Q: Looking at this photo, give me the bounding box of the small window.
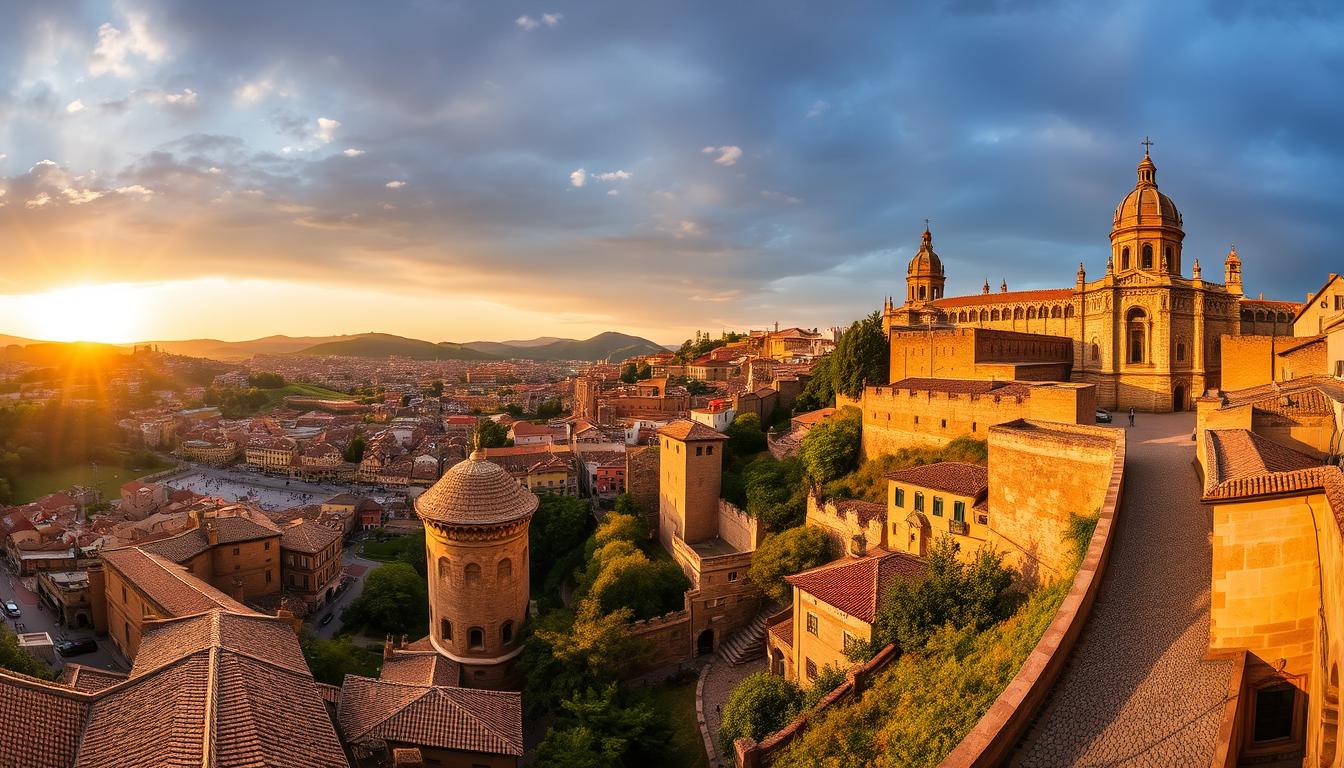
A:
[1121,246,1130,270]
[914,415,920,425]
[971,421,977,432]
[469,627,484,650]
[953,501,965,522]
[465,563,482,584]
[894,488,905,508]
[843,631,857,651]
[1253,684,1297,743]
[914,492,924,512]
[696,446,703,456]
[706,445,713,455]
[265,570,272,584]
[805,658,818,679]
[502,620,514,645]
[264,541,270,550]
[940,419,947,429]
[1142,244,1153,270]
[233,547,240,556]
[1177,342,1186,361]
[498,558,513,580]
[806,612,818,636]
[932,497,944,517]
[441,618,452,640]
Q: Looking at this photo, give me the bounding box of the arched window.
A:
[437,556,450,581]
[468,627,484,650]
[1050,305,1062,319]
[1091,341,1101,362]
[1027,307,1037,320]
[1142,244,1153,270]
[919,286,927,300]
[497,558,513,581]
[1176,342,1186,362]
[1127,307,1147,363]
[465,563,481,585]
[1014,307,1024,320]
[440,618,452,641]
[1121,247,1130,271]
[501,620,514,645]
[1164,246,1173,271]
[1064,305,1075,318]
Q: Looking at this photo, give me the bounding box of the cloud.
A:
[88,14,166,78]
[593,170,632,182]
[234,78,274,105]
[607,189,620,196]
[702,145,742,166]
[25,193,51,209]
[342,148,365,157]
[806,100,830,118]
[61,187,104,205]
[761,189,802,204]
[66,99,86,114]
[569,168,587,187]
[159,88,199,107]
[315,117,341,143]
[385,180,406,189]
[516,13,562,30]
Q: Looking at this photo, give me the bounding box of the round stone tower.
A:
[415,449,537,690]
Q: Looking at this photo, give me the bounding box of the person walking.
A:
[1127,407,1135,427]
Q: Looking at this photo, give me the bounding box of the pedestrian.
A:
[1127,407,1135,427]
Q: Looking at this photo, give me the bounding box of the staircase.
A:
[718,612,769,665]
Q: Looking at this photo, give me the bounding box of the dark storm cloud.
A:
[2,0,1343,330]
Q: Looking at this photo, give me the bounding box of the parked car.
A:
[2,599,20,618]
[1095,409,1113,424]
[56,637,98,657]
[319,613,335,626]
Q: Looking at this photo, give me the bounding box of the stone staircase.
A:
[718,612,769,665]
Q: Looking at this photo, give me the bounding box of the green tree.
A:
[587,554,689,620]
[537,397,564,419]
[536,683,668,767]
[523,599,652,714]
[747,525,835,601]
[743,455,808,530]
[342,435,366,463]
[831,311,888,398]
[613,493,641,519]
[341,562,429,637]
[620,363,639,384]
[719,672,804,753]
[530,494,592,578]
[473,418,509,449]
[247,371,285,388]
[792,355,835,412]
[635,361,652,380]
[301,633,382,685]
[798,406,862,485]
[0,624,52,679]
[724,411,767,457]
[873,537,1014,655]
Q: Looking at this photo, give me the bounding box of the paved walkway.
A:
[1012,412,1234,766]
[700,655,765,765]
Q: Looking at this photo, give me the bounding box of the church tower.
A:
[1110,143,1185,278]
[1224,245,1243,296]
[415,450,536,690]
[904,226,946,305]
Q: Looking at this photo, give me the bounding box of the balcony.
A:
[948,519,969,536]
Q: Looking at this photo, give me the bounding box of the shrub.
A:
[748,526,835,602]
[798,406,862,485]
[719,672,804,753]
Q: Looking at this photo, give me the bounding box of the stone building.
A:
[882,147,1298,411]
[279,519,345,613]
[415,450,536,690]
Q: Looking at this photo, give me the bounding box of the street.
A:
[3,571,127,675]
[309,543,380,640]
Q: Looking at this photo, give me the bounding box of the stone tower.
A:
[904,226,946,306]
[657,420,729,550]
[1110,145,1185,277]
[1224,245,1243,297]
[415,449,537,690]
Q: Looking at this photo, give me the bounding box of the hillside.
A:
[295,333,497,360]
[146,334,355,360]
[464,331,666,361]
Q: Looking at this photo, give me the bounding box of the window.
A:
[498,558,512,580]
[1142,244,1153,270]
[940,419,947,429]
[469,627,484,650]
[932,497,943,517]
[728,571,738,582]
[465,562,481,584]
[1176,342,1186,362]
[953,501,966,522]
[894,488,905,508]
[843,631,858,652]
[914,415,920,425]
[502,620,514,645]
[438,556,450,580]
[124,621,131,641]
[441,618,452,640]
[806,612,818,636]
[805,658,818,680]
[914,492,924,512]
[706,445,713,455]
[1121,246,1130,270]
[971,421,977,432]
[1253,684,1297,743]
[264,541,270,550]
[696,446,703,456]
[233,547,240,556]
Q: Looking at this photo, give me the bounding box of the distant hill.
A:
[463,332,666,361]
[499,336,567,348]
[145,335,356,360]
[295,333,497,360]
[0,334,45,348]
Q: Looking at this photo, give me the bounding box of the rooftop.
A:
[658,419,729,442]
[786,549,925,624]
[887,461,989,499]
[414,450,539,526]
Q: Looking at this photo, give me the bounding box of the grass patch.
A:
[645,678,711,768]
[12,462,160,504]
[359,533,422,561]
[261,383,355,409]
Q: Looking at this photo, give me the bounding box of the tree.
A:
[747,526,835,602]
[0,624,52,679]
[831,311,888,398]
[537,397,564,419]
[301,633,381,685]
[247,371,285,389]
[743,455,808,530]
[724,411,767,458]
[341,562,429,637]
[429,379,444,397]
[719,672,804,753]
[792,355,835,412]
[536,683,668,767]
[524,599,652,713]
[473,418,509,449]
[342,435,366,463]
[620,363,639,384]
[530,494,592,578]
[587,554,689,620]
[635,361,652,380]
[798,406,862,485]
[802,664,849,709]
[613,493,641,519]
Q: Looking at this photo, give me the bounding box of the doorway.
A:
[1173,385,1185,412]
[696,629,714,657]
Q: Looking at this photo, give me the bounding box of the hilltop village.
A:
[2,148,1344,767]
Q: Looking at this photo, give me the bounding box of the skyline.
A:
[3,1,1343,344]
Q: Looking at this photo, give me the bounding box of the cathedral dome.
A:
[415,450,538,526]
[1112,150,1182,233]
[907,227,944,277]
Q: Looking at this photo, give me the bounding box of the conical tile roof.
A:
[414,450,538,526]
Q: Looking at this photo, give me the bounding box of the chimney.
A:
[205,521,219,546]
[383,634,396,659]
[391,748,424,768]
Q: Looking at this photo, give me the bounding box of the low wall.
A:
[938,424,1126,767]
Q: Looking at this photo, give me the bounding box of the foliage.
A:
[342,435,366,463]
[537,397,564,419]
[1068,513,1099,563]
[530,494,593,579]
[613,493,642,519]
[428,379,444,397]
[535,683,669,768]
[645,678,712,768]
[301,633,381,685]
[718,672,804,753]
[620,363,639,384]
[636,362,653,380]
[792,354,835,413]
[473,418,509,449]
[675,330,746,363]
[121,449,169,471]
[522,599,652,715]
[0,624,53,679]
[247,371,285,388]
[742,455,808,530]
[360,531,426,576]
[797,405,862,486]
[724,411,766,458]
[573,512,686,620]
[684,378,710,396]
[823,435,988,503]
[831,311,889,398]
[747,526,835,602]
[801,664,849,710]
[340,562,429,638]
[872,537,1015,655]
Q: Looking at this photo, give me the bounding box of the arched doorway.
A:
[1172,385,1185,412]
[696,629,714,657]
[770,648,785,676]
[1126,307,1148,364]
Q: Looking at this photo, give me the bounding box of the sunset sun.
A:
[20,283,145,344]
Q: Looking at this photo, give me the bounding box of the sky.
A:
[1,0,1342,345]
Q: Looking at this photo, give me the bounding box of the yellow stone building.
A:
[883,146,1298,411]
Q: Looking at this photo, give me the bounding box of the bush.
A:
[0,624,52,679]
[719,672,804,753]
[302,633,381,685]
[724,412,767,458]
[531,494,592,578]
[341,562,429,638]
[823,436,988,503]
[798,406,862,486]
[535,683,668,767]
[801,664,849,709]
[748,526,835,602]
[742,455,808,530]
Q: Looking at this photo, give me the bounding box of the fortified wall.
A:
[1220,334,1327,392]
[888,326,1074,383]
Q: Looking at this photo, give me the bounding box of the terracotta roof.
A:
[338,675,523,757]
[100,547,256,618]
[59,665,128,694]
[767,607,792,648]
[379,651,461,688]
[138,515,280,564]
[792,407,836,425]
[786,549,925,623]
[657,419,729,442]
[932,288,1074,309]
[828,498,888,525]
[0,669,88,767]
[280,520,344,554]
[1203,429,1324,498]
[415,451,539,526]
[884,378,1035,398]
[887,462,989,499]
[1218,375,1344,419]
[1290,274,1341,324]
[1241,297,1304,312]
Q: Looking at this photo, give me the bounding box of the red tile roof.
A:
[658,419,729,442]
[887,461,989,499]
[338,675,523,757]
[100,547,256,618]
[786,550,925,623]
[279,519,344,554]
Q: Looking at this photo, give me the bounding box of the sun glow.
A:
[16,284,146,344]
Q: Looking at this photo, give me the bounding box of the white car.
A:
[2,599,19,618]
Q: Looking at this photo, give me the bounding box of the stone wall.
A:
[717,500,762,554]
[626,445,661,533]
[1221,335,1327,392]
[628,602,694,672]
[888,327,1073,383]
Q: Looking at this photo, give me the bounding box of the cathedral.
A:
[882,146,1301,411]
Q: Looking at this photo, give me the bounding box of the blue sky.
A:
[1,0,1341,343]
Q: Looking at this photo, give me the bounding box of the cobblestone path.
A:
[1012,412,1234,766]
[701,656,765,765]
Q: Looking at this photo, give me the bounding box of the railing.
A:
[948,519,969,536]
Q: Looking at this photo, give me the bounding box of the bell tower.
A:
[904,224,946,306]
[1110,140,1185,278]
[1224,245,1243,296]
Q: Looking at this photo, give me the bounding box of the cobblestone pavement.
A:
[1012,412,1234,766]
[700,655,765,764]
